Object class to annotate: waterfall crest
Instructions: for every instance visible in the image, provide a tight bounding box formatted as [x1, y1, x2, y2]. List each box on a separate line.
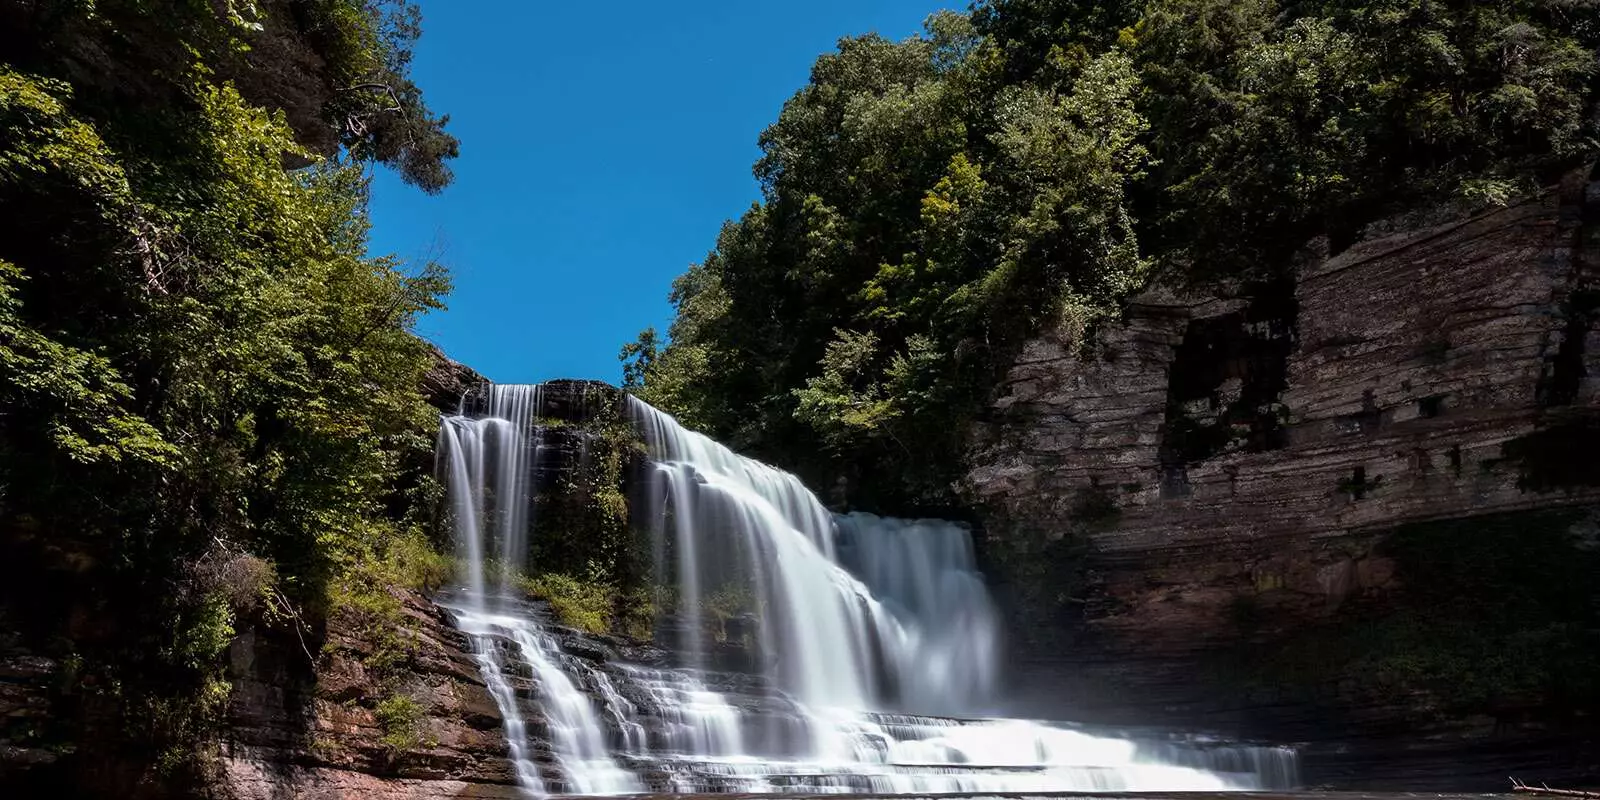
[437, 383, 1298, 795]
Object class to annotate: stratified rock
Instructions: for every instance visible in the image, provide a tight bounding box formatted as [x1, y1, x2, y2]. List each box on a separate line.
[217, 590, 521, 800]
[968, 168, 1600, 786]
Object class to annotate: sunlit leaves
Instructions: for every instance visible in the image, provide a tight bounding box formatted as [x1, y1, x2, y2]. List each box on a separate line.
[628, 0, 1599, 509]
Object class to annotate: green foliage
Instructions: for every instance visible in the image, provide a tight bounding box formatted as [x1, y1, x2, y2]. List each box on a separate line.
[374, 692, 428, 753]
[459, 396, 657, 640]
[703, 583, 761, 646]
[616, 586, 657, 642]
[0, 0, 455, 783]
[627, 0, 1599, 510]
[308, 0, 462, 192]
[519, 570, 615, 635]
[4, 0, 458, 193]
[328, 529, 458, 680]
[0, 257, 177, 466]
[619, 326, 660, 389]
[387, 530, 457, 594]
[792, 329, 898, 449]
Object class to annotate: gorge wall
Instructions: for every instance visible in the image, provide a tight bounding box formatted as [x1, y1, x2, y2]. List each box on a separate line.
[968, 169, 1600, 786]
[218, 590, 522, 800]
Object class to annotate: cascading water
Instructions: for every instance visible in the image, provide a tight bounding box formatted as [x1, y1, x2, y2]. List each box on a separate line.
[437, 385, 640, 794]
[834, 511, 1003, 715]
[438, 382, 1298, 796]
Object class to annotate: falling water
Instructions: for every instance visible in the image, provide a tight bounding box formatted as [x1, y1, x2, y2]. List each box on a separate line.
[438, 384, 640, 794]
[630, 397, 940, 715]
[834, 511, 1002, 715]
[438, 383, 1299, 796]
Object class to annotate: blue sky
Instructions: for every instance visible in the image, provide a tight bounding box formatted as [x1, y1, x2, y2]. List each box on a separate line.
[368, 0, 953, 384]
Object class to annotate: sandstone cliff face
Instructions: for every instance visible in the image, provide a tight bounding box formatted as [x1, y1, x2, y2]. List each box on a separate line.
[0, 584, 525, 800]
[218, 591, 520, 800]
[968, 170, 1600, 785]
[421, 344, 486, 413]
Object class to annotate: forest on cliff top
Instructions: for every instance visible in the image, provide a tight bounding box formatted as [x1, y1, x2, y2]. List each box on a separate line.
[624, 0, 1600, 511]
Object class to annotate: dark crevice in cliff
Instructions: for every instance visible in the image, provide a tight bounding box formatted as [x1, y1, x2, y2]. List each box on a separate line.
[1540, 288, 1598, 407]
[1156, 280, 1298, 481]
[1538, 167, 1600, 407]
[1503, 418, 1600, 491]
[1417, 395, 1444, 419]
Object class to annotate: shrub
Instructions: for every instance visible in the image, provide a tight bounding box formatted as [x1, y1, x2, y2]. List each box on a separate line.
[518, 571, 613, 635]
[374, 692, 427, 753]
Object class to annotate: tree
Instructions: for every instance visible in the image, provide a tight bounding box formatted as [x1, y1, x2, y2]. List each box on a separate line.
[0, 0, 456, 784]
[626, 0, 1598, 512]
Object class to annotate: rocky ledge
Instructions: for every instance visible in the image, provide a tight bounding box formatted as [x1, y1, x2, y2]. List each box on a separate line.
[219, 589, 521, 800]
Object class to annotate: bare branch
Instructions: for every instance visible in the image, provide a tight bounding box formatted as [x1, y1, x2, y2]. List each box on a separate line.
[1512, 778, 1600, 798]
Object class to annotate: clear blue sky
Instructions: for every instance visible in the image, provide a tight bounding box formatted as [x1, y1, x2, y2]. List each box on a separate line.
[367, 0, 953, 384]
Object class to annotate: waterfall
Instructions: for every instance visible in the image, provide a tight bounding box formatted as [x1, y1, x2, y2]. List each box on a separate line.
[834, 511, 1002, 715]
[437, 383, 1299, 796]
[437, 384, 640, 794]
[630, 397, 961, 714]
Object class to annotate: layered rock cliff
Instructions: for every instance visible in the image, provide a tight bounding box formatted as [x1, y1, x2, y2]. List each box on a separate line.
[13, 172, 1600, 795]
[969, 169, 1600, 786]
[219, 591, 521, 800]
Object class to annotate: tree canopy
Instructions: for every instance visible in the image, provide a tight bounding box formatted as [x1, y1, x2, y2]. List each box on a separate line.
[1, 0, 455, 784]
[624, 0, 1600, 511]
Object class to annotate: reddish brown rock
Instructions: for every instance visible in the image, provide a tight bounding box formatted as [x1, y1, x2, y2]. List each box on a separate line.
[217, 590, 521, 800]
[421, 343, 486, 413]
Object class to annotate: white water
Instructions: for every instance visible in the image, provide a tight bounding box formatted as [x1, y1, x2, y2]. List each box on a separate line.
[835, 511, 1002, 715]
[438, 384, 1298, 796]
[437, 385, 640, 794]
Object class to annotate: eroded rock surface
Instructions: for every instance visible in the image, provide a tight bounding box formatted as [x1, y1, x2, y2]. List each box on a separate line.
[218, 590, 521, 800]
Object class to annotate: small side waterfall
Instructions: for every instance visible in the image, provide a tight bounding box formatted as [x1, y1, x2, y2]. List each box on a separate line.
[437, 384, 640, 794]
[835, 512, 1002, 715]
[437, 382, 1298, 796]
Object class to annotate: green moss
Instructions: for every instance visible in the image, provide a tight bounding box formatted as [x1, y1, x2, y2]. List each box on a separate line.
[325, 532, 455, 683]
[374, 692, 429, 754]
[386, 532, 455, 594]
[704, 583, 761, 646]
[616, 586, 657, 641]
[501, 397, 659, 641]
[518, 571, 614, 635]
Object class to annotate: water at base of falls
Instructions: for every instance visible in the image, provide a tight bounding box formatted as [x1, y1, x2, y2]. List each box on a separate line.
[437, 385, 1298, 796]
[441, 591, 1294, 796]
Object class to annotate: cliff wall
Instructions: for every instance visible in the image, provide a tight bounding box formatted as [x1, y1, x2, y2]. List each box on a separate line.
[969, 169, 1600, 786]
